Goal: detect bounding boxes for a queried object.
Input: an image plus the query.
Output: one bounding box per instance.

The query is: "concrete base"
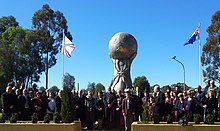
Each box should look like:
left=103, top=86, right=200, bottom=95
left=132, top=122, right=220, bottom=131
left=0, top=121, right=81, bottom=131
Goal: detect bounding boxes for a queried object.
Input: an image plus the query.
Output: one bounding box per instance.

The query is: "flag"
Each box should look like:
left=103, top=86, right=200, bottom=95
left=62, top=36, right=76, bottom=58
left=184, top=25, right=200, bottom=46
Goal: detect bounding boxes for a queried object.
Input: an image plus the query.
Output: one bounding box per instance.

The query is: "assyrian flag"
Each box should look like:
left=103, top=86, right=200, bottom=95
left=184, top=25, right=200, bottom=46
left=62, top=36, right=76, bottom=58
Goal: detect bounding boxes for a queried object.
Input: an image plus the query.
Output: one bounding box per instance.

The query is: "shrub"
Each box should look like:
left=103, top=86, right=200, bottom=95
left=44, top=114, right=50, bottom=123
left=0, top=113, right=5, bottom=123
left=194, top=114, right=202, bottom=124
left=178, top=115, right=188, bottom=126
left=53, top=112, right=62, bottom=123
left=10, top=113, right=18, bottom=123
left=206, top=114, right=214, bottom=124
left=141, top=105, right=149, bottom=124
left=167, top=114, right=173, bottom=124
left=31, top=113, right=38, bottom=123
left=153, top=114, right=160, bottom=124
left=61, top=86, right=76, bottom=123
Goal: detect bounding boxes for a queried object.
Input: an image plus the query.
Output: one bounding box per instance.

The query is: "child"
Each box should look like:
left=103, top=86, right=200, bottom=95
left=148, top=96, right=155, bottom=121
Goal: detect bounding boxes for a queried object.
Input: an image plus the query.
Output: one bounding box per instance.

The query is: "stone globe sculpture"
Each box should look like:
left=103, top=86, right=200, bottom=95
left=108, top=32, right=138, bottom=93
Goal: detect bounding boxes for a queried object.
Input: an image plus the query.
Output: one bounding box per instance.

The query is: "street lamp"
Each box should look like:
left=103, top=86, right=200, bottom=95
left=172, top=56, right=186, bottom=90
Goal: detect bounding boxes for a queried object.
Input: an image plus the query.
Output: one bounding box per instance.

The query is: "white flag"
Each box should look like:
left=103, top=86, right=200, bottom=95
left=61, top=36, right=75, bottom=58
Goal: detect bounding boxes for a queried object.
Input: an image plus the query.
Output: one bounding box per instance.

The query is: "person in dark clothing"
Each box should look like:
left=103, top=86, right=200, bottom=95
left=1, top=86, right=16, bottom=120
left=28, top=82, right=39, bottom=94
left=28, top=90, right=36, bottom=113
left=103, top=87, right=116, bottom=130
left=174, top=93, right=185, bottom=121
left=22, top=89, right=34, bottom=120
left=84, top=90, right=96, bottom=130
left=33, top=92, right=44, bottom=120
left=134, top=86, right=144, bottom=121
left=76, top=89, right=86, bottom=127
left=95, top=91, right=105, bottom=130
left=204, top=89, right=218, bottom=121
left=164, top=92, right=173, bottom=120
left=175, top=86, right=182, bottom=97
left=142, top=90, right=149, bottom=108
left=194, top=85, right=206, bottom=117
left=55, top=90, right=62, bottom=113
left=115, top=89, right=125, bottom=130
left=148, top=96, right=155, bottom=121
left=71, top=90, right=78, bottom=120
left=153, top=85, right=165, bottom=121
left=16, top=89, right=26, bottom=120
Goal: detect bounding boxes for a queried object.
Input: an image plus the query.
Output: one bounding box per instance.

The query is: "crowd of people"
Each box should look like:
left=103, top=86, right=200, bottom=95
left=1, top=80, right=220, bottom=131
left=1, top=81, right=61, bottom=121
left=148, top=80, right=220, bottom=124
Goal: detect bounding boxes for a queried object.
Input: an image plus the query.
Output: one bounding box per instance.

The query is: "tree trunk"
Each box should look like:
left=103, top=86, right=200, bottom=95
left=46, top=52, right=49, bottom=89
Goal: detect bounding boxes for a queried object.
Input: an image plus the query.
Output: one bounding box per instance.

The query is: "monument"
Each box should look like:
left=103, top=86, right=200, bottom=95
left=108, top=32, right=138, bottom=93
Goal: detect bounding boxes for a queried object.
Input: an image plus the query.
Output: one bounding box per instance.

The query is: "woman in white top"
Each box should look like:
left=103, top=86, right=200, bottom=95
left=46, top=91, right=57, bottom=117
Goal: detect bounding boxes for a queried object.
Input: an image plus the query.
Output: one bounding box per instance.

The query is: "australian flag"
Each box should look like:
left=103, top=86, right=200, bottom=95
left=184, top=25, right=200, bottom=46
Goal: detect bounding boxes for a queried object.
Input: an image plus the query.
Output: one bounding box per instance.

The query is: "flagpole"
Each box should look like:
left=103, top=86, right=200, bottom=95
left=199, top=38, right=202, bottom=85
left=62, top=29, right=65, bottom=88
left=198, top=23, right=202, bottom=86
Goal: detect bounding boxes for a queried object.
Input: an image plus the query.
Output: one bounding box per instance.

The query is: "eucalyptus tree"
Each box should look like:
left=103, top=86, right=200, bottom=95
left=202, top=10, right=220, bottom=83
left=0, top=26, right=44, bottom=88
left=0, top=16, right=18, bottom=35
left=0, top=16, right=19, bottom=87
left=32, top=4, right=72, bottom=89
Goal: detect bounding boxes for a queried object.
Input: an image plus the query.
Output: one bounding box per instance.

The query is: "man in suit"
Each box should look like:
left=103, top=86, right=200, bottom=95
left=194, top=85, right=205, bottom=117
left=16, top=89, right=26, bottom=120
left=1, top=86, right=16, bottom=120
left=75, top=89, right=86, bottom=127
left=103, top=87, right=116, bottom=129
left=153, top=85, right=165, bottom=121
left=133, top=86, right=144, bottom=121
left=22, top=89, right=34, bottom=120
left=55, top=90, right=62, bottom=113
left=122, top=88, right=135, bottom=131
left=115, top=89, right=125, bottom=130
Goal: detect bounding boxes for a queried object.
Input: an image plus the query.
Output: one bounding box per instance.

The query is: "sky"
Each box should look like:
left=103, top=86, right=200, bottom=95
left=0, top=0, right=220, bottom=90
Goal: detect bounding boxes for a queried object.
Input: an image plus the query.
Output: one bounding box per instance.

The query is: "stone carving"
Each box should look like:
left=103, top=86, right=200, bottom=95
left=108, top=32, right=138, bottom=92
